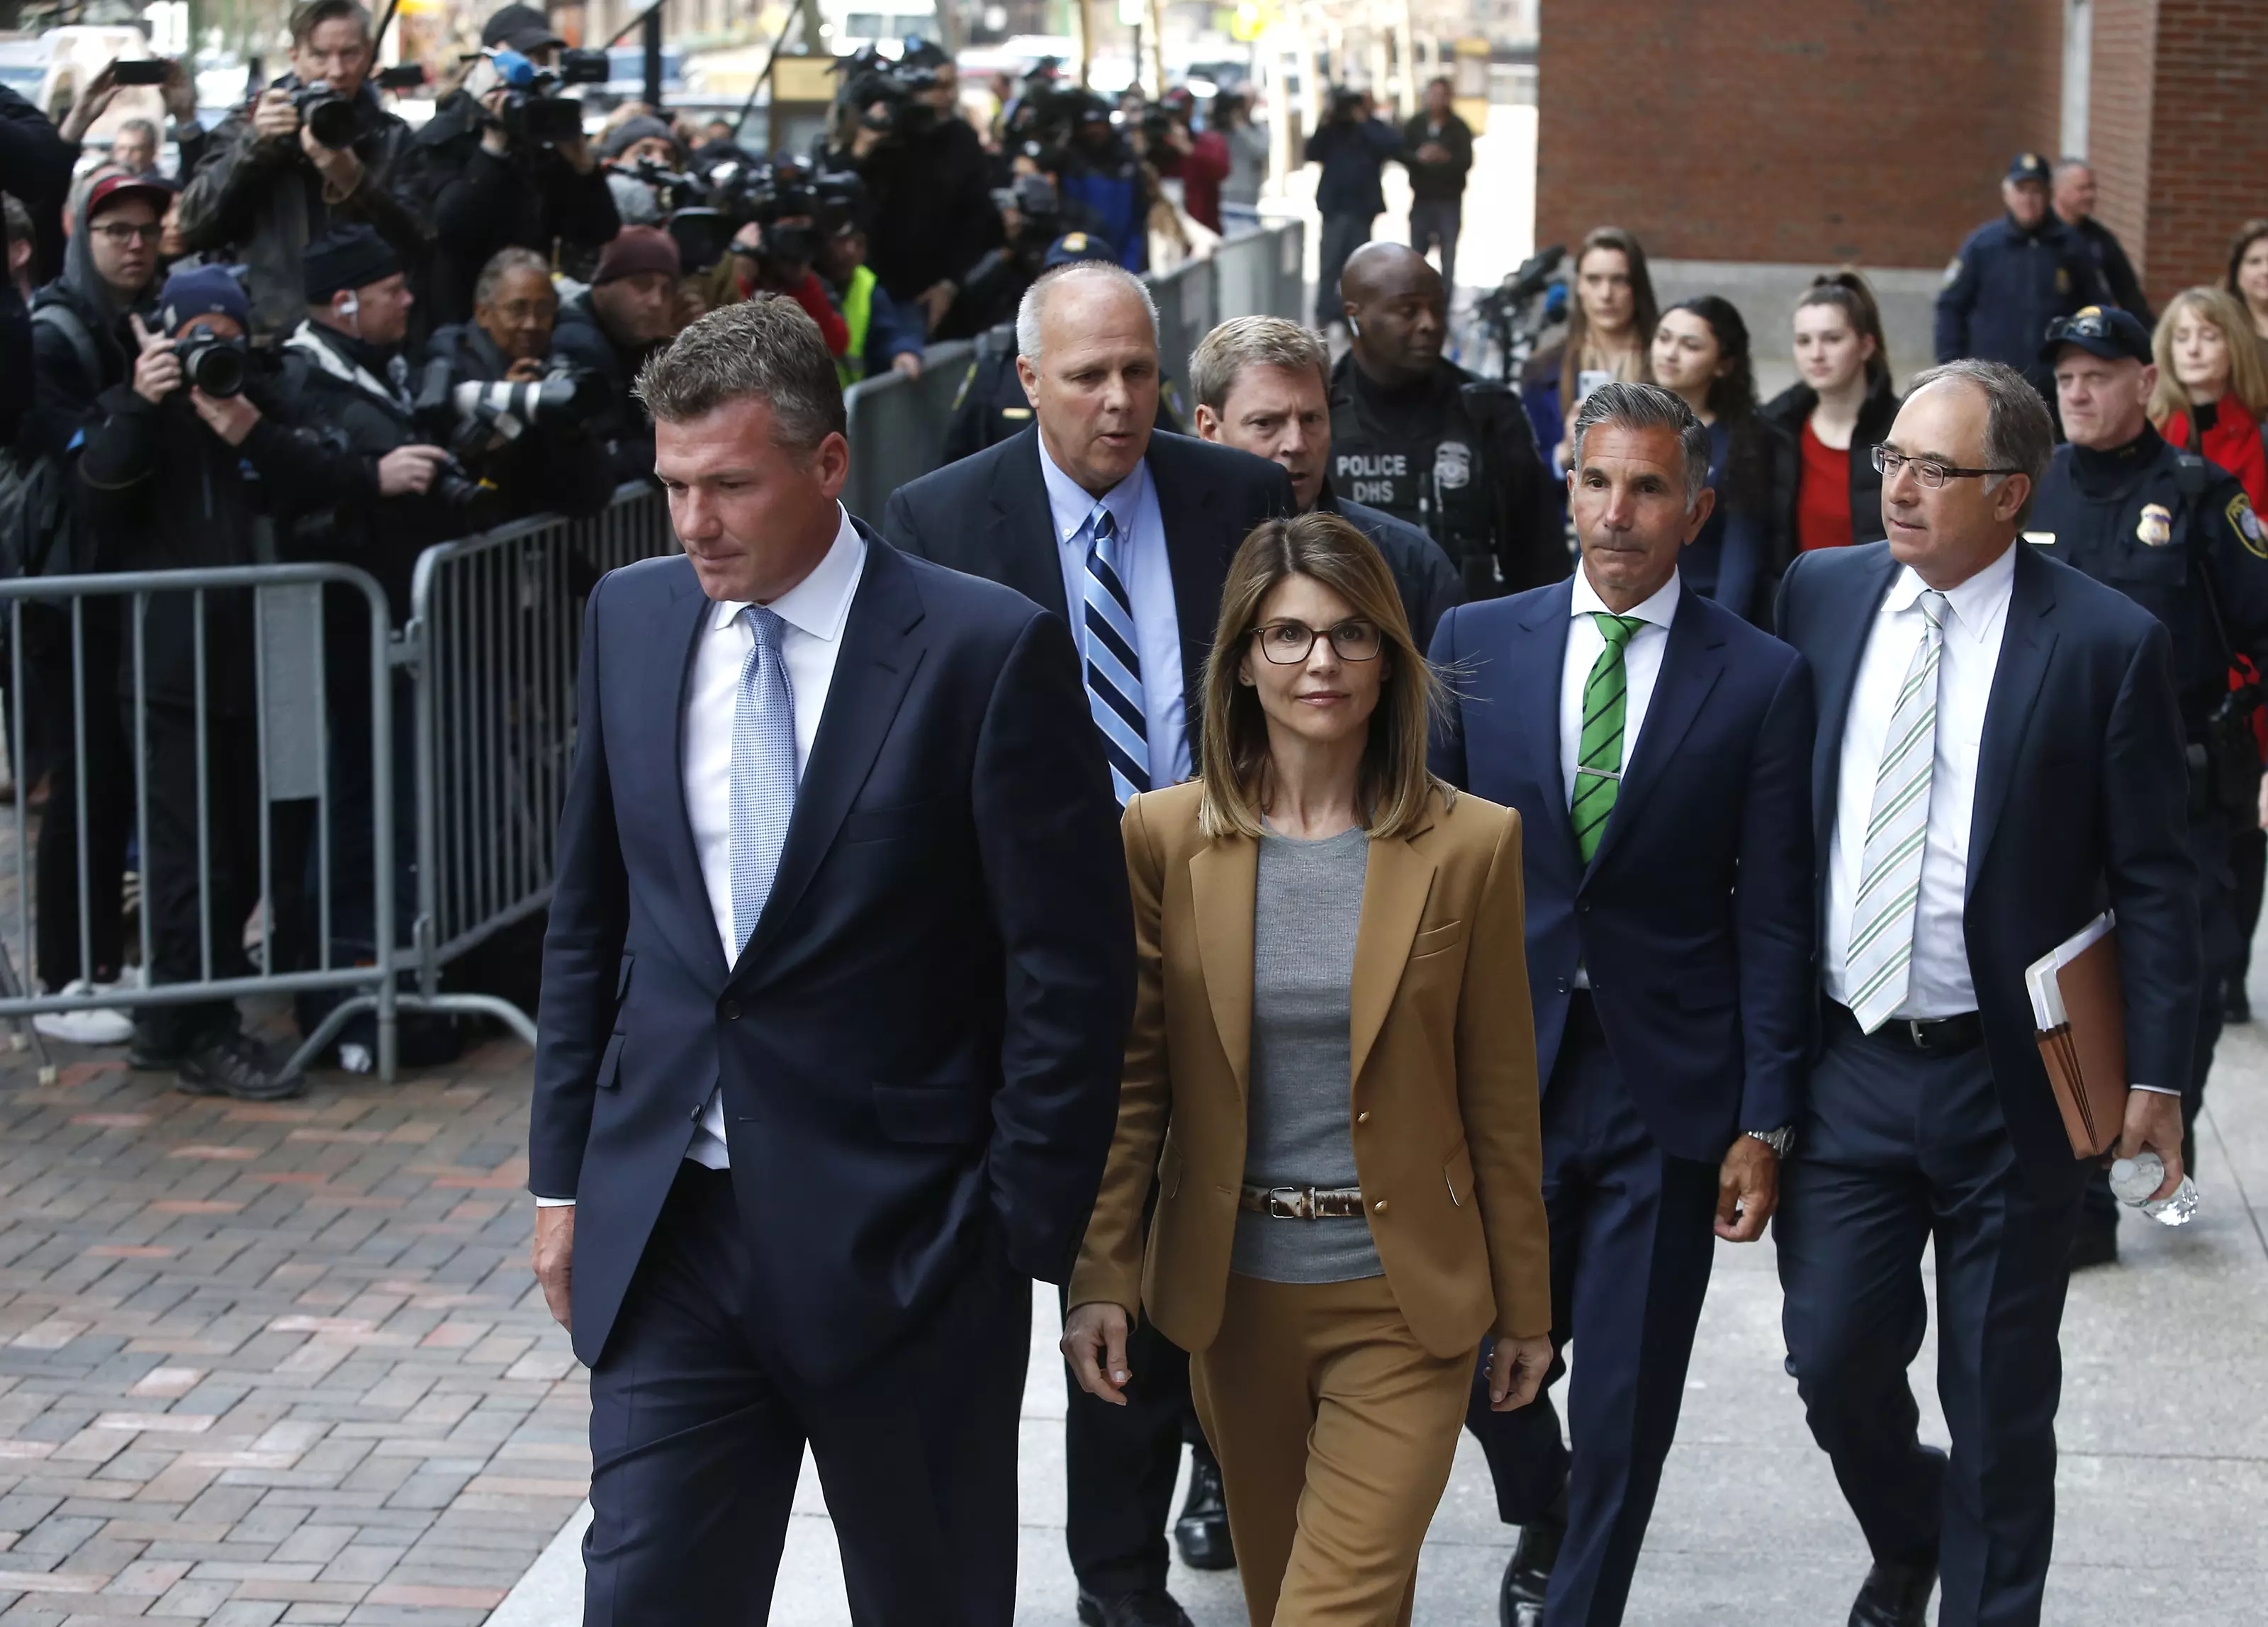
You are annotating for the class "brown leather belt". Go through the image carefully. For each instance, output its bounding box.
[1239,1184,1367,1219]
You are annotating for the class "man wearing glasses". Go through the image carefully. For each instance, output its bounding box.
[2024,303,2268,1267]
[1775,359,2196,1627]
[1428,381,1814,1627]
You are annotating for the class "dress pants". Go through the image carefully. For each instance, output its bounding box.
[1190,1273,1470,1627]
[1462,994,1722,1627]
[130,704,262,1058]
[1061,1285,1196,1594]
[25,602,132,989]
[1315,212,1376,328]
[1408,198,1462,293]
[1777,1006,2087,1627]
[583,1163,1029,1627]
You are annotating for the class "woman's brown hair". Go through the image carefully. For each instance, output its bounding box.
[2225,219,2268,306]
[1795,268,1892,388]
[2149,286,2268,429]
[1560,225,1660,423]
[1196,513,1447,842]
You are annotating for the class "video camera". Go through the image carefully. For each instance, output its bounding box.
[836,43,941,143]
[1473,243,1567,384]
[486,45,608,147]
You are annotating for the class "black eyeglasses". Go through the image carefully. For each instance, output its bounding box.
[1250,619,1383,664]
[1870,445,2021,490]
[92,221,163,246]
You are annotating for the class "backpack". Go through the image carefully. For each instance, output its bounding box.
[0,301,101,581]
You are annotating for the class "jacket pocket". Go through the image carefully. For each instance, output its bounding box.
[1444,1141,1475,1207]
[595,1031,626,1091]
[1409,919,1467,960]
[872,1083,995,1144]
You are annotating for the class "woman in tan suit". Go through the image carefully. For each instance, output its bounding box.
[1062,513,1553,1627]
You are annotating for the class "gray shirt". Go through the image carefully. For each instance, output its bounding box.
[1232,825,1383,1283]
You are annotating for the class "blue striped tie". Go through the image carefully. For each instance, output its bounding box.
[1082,504,1150,805]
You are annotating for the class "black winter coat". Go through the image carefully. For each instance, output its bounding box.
[1761,372,1903,552]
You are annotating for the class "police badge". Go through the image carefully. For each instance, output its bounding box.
[2136,502,2173,547]
[1433,440,1471,491]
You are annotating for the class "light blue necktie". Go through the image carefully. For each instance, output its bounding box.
[729,605,797,959]
[1082,503,1150,805]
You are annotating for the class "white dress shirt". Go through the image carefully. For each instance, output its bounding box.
[1560,567,1679,988]
[1823,546,2013,1019]
[1038,437,1191,788]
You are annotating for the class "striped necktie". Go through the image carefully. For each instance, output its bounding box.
[1846,588,1950,1031]
[1571,612,1644,864]
[1081,503,1150,805]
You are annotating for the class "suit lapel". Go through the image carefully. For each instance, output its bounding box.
[1350,829,1437,1086]
[1965,545,2058,895]
[664,567,728,984]
[1586,592,1725,876]
[727,530,928,988]
[1189,837,1255,1098]
[1810,547,1903,862]
[1510,581,1579,862]
[987,427,1072,624]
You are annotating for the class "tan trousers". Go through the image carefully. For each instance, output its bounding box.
[1188,1273,1474,1627]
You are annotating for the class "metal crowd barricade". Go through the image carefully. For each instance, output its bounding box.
[402,483,680,1040]
[839,340,978,524]
[0,564,415,1081]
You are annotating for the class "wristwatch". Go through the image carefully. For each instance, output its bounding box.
[1744,1126,1795,1158]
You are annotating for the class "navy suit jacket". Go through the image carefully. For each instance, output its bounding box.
[1777,541,2199,1186]
[529,523,1135,1374]
[880,425,1294,744]
[1428,577,1817,1163]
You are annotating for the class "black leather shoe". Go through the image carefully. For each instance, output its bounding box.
[176,1031,304,1102]
[1077,1590,1194,1627]
[1172,1444,1235,1570]
[1848,1557,1936,1626]
[2070,1211,2119,1271]
[1498,1491,1566,1627]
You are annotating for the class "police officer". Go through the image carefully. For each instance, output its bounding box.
[1327,240,1560,598]
[2028,303,2268,1265]
[1935,152,2106,395]
[938,231,1184,463]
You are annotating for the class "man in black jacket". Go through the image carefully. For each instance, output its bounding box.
[1303,87,1399,329]
[2052,159,2152,329]
[81,266,369,1100]
[882,262,1291,1627]
[177,0,428,339]
[552,226,680,488]
[1402,77,1472,295]
[409,4,619,328]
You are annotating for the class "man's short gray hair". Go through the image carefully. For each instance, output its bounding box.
[1904,359,2055,524]
[1569,381,1712,510]
[2053,155,2092,179]
[634,296,847,451]
[1189,315,1327,413]
[1015,262,1160,362]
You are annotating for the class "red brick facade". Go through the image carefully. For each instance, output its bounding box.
[1533,0,2263,290]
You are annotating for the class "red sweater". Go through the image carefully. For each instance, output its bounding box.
[2162,391,2268,514]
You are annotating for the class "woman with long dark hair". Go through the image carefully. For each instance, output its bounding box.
[1647,295,1795,623]
[1762,271,1902,552]
[2228,219,2268,369]
[1522,228,1658,469]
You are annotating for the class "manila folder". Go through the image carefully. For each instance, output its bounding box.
[2033,927,2127,1158]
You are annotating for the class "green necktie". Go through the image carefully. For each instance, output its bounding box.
[1572,612,1645,863]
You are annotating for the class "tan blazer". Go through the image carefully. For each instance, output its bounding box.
[1069,779,1550,1360]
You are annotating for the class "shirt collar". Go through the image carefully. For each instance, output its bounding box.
[709,505,866,641]
[1881,541,2017,644]
[1570,564,1681,630]
[1038,431,1150,545]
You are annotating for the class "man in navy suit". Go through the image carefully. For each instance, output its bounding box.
[884,261,1291,1627]
[1429,381,1817,1627]
[1773,359,2196,1627]
[526,297,1133,1626]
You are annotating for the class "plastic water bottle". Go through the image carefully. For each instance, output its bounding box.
[2108,1151,2200,1226]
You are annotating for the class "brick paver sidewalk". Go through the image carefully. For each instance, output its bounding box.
[0,1022,581,1626]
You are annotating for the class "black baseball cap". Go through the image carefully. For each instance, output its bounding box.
[482,4,568,53]
[2006,152,2050,186]
[1043,231,1116,269]
[2040,305,2152,364]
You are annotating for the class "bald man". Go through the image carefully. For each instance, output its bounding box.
[1328,242,1562,598]
[882,260,1291,1627]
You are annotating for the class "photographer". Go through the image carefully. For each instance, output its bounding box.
[1303,86,1400,330]
[1055,97,1148,273]
[79,267,368,1100]
[600,116,685,227]
[946,167,1067,337]
[177,0,426,340]
[422,247,614,520]
[412,4,619,328]
[826,46,998,333]
[553,225,681,486]
[711,162,852,359]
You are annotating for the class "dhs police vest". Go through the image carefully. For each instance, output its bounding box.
[1330,389,1495,591]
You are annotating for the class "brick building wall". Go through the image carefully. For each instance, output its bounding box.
[1534,0,2067,269]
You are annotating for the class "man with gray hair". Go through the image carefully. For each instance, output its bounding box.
[1774,358,2196,1627]
[1430,379,1816,1627]
[2050,158,2152,327]
[527,295,1135,1624]
[884,258,1289,1627]
[1190,313,1462,647]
